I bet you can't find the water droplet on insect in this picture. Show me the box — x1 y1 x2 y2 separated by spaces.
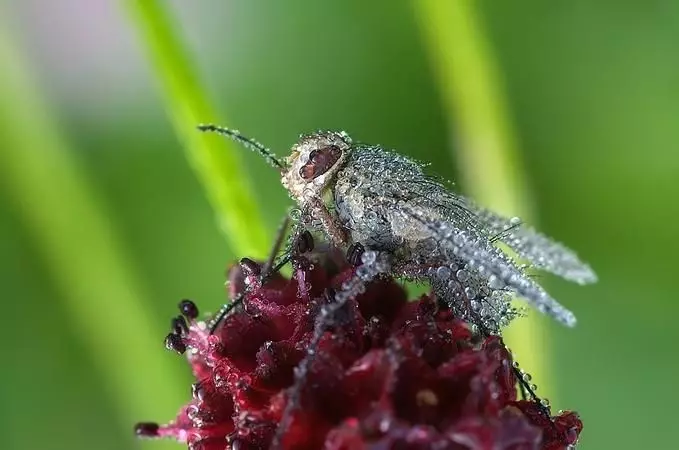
488 275 503 289
436 266 451 280
464 286 478 299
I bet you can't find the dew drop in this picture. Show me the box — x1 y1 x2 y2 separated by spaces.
464 286 478 299
488 275 505 290
361 250 377 266
456 269 470 282
436 266 452 280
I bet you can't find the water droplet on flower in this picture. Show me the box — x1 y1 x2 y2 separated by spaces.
191 382 205 401
186 404 199 420
379 416 393 433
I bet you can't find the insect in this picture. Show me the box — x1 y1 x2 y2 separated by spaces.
197 124 597 447
200 124 595 330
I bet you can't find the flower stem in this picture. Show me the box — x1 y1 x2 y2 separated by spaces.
412 0 554 399
122 0 270 257
0 27 185 426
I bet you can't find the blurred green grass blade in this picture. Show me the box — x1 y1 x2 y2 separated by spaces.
412 0 530 211
123 0 269 257
0 27 185 427
412 0 554 398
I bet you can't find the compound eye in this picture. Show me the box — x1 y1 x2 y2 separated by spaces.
299 145 342 180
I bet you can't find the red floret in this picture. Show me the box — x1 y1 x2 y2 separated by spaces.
136 257 582 450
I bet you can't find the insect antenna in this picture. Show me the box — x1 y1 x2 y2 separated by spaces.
197 123 285 169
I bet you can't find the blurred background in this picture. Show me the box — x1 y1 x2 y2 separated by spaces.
1 1 677 449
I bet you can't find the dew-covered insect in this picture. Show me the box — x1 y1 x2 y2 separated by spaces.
197 125 597 447
199 124 596 332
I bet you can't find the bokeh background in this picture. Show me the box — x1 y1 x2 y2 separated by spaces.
1 1 677 449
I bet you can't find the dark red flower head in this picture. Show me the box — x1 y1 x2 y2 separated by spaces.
136 254 582 450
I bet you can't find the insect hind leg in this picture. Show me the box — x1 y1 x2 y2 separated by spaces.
474 320 556 421
436 269 555 421
270 249 392 449
410 259 554 421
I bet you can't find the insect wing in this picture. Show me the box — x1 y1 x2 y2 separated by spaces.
474 208 597 285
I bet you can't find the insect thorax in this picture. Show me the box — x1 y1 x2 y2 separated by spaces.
333 145 447 255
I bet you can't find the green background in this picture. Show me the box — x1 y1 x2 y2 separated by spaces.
1 1 676 449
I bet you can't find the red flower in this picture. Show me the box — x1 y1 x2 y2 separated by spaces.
135 255 582 450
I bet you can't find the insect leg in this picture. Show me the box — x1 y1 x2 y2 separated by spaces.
270 250 392 449
262 214 291 274
305 196 348 246
208 253 291 334
209 222 319 334
396 259 554 421
207 213 298 334
474 320 554 421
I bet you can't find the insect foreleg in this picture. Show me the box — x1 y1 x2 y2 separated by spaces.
304 196 348 246
208 253 291 334
208 214 303 334
262 214 291 274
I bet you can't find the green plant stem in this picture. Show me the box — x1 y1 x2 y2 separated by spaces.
0 29 185 426
123 0 269 257
412 0 554 399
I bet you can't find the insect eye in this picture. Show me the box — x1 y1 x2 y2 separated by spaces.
298 145 342 180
